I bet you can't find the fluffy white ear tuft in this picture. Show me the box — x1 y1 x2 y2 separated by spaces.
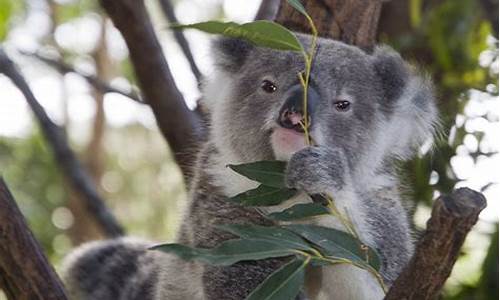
364 46 440 176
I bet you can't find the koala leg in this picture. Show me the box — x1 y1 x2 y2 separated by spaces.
62 238 161 300
63 238 206 300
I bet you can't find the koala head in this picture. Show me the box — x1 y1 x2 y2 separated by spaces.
203 34 438 173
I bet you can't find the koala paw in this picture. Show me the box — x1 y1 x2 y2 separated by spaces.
285 146 346 195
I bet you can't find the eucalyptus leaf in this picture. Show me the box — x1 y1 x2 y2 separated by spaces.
267 203 330 221
0 0 13 41
284 224 381 270
171 20 303 52
216 224 311 251
228 161 287 188
228 185 296 206
286 0 308 18
152 239 297 266
246 257 307 300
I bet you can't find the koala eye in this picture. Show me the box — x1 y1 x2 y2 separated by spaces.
261 80 277 93
334 100 351 112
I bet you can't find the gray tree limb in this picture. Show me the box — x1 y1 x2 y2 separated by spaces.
20 50 143 104
255 0 280 20
0 49 124 238
157 0 202 85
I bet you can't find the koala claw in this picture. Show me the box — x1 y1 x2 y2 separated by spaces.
285 146 346 195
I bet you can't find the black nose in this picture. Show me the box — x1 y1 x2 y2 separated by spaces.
278 84 320 132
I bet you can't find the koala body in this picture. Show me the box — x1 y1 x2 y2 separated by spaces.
63 34 438 300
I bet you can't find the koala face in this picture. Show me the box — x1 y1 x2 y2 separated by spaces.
205 34 437 168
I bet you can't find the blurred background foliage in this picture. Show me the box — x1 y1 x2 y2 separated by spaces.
0 0 497 299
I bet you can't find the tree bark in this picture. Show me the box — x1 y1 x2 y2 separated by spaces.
275 0 384 50
385 188 487 300
0 178 68 300
99 0 204 181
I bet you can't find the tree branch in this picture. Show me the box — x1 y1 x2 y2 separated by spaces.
275 0 384 50
20 50 144 104
0 178 68 300
157 0 202 85
385 188 487 300
98 0 204 181
0 49 124 238
255 0 280 20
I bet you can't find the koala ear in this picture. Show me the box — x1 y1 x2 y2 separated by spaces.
213 37 253 73
372 46 410 105
371 45 439 159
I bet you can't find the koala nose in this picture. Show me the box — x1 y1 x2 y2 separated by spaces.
278 85 319 132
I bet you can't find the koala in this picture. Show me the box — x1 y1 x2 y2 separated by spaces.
62 33 438 300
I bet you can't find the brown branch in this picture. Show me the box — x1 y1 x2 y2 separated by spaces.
0 48 124 238
385 188 487 300
98 0 203 181
20 50 144 104
157 0 202 85
0 178 68 300
275 0 384 50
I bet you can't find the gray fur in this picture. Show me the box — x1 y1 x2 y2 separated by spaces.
63 34 438 300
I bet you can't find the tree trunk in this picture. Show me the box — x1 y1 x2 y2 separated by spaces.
275 0 384 50
99 0 204 182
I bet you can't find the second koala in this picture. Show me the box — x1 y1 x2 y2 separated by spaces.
63 34 438 300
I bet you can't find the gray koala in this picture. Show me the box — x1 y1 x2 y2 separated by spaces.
62 33 438 300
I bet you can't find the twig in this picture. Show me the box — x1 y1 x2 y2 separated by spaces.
20 50 144 104
157 0 202 85
385 188 487 300
0 48 124 238
0 178 69 300
99 0 204 182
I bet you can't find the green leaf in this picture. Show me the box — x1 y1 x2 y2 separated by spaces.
228 185 296 206
284 225 381 271
228 161 287 188
171 20 303 52
286 0 308 18
216 224 311 251
0 0 13 41
267 203 330 221
152 239 296 266
246 257 307 300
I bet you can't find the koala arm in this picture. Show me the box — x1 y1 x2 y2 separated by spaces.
285 146 413 285
285 146 350 196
